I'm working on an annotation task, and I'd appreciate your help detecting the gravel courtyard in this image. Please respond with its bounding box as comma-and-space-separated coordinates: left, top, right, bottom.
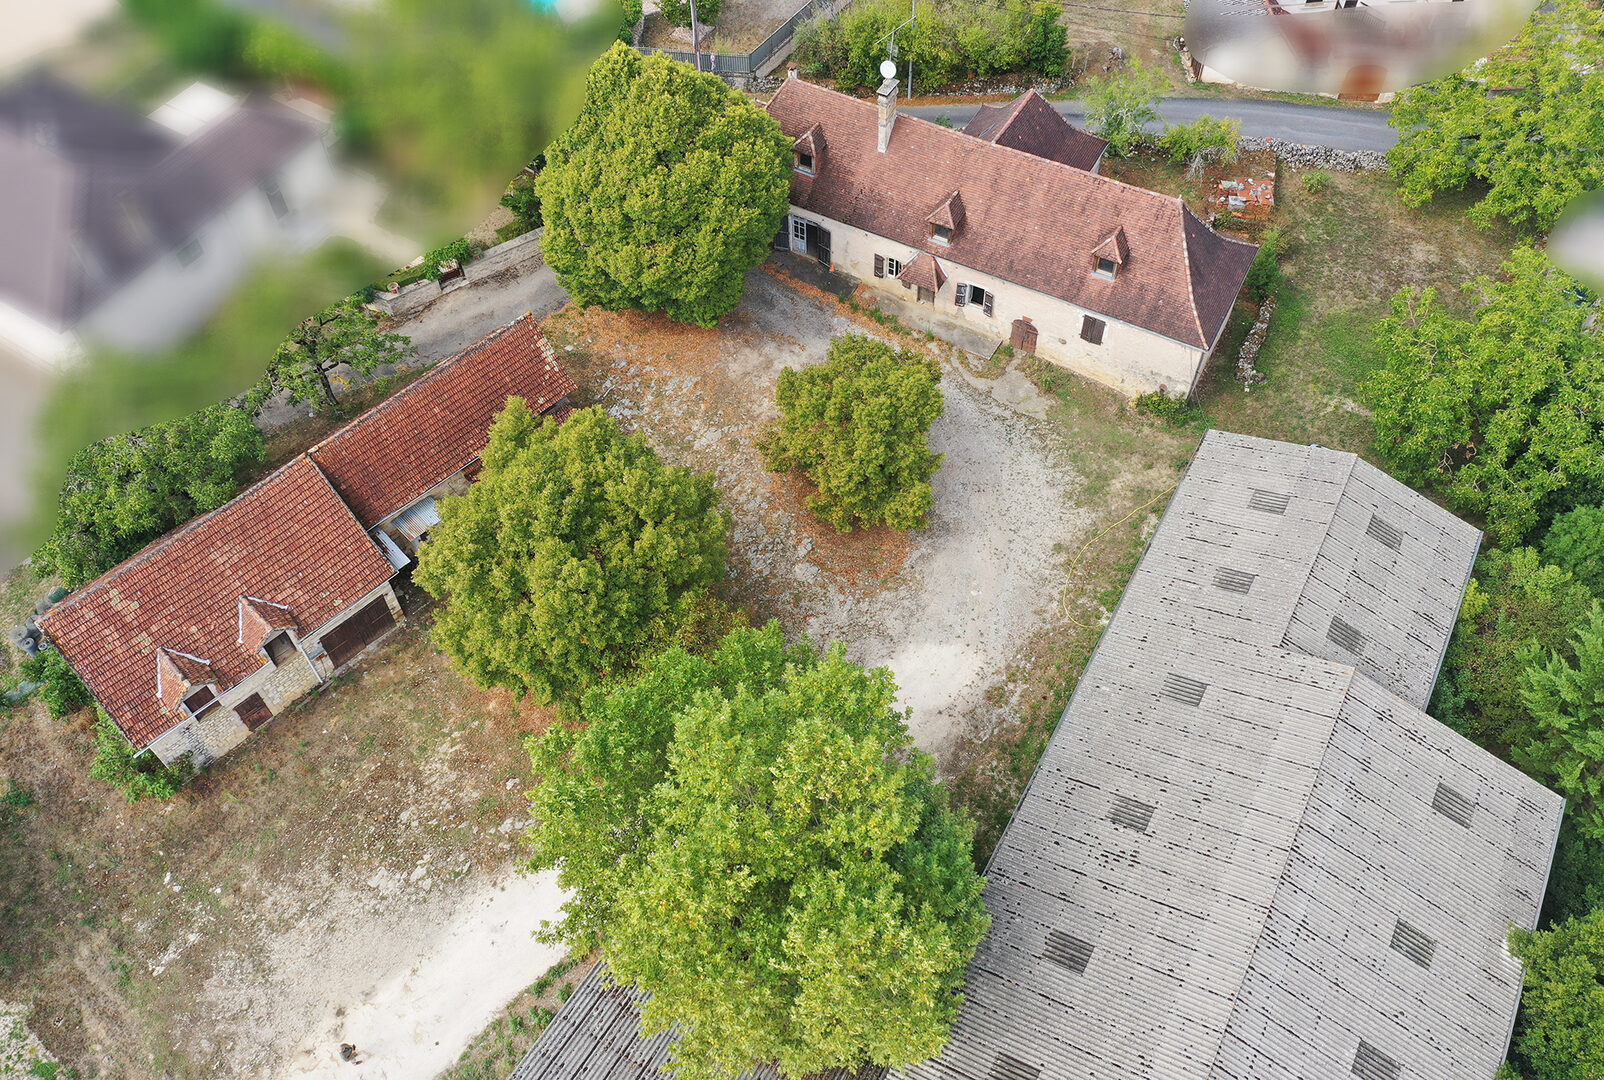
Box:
545, 267, 1092, 765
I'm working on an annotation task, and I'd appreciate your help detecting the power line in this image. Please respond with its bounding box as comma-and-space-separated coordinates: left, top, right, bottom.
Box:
1053, 1, 1189, 18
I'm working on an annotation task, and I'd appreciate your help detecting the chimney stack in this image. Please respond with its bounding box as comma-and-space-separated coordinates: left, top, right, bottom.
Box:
876, 76, 899, 154
787, 62, 799, 79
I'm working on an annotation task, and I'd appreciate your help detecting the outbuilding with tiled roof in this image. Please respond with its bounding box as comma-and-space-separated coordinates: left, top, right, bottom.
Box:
40, 315, 576, 767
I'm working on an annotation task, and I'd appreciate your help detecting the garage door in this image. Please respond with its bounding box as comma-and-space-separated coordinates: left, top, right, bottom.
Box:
320, 596, 397, 669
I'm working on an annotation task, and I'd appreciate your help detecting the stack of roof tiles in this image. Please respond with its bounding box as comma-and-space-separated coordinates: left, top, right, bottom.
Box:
41, 313, 576, 750
504, 430, 1562, 1080
764, 80, 1258, 350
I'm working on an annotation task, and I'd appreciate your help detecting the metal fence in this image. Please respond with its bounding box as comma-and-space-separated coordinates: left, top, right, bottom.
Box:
637, 0, 846, 77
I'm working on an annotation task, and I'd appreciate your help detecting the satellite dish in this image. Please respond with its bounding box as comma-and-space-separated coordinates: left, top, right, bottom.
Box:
880, 59, 898, 80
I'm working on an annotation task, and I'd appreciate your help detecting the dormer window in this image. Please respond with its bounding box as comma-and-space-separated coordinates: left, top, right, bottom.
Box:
795, 151, 814, 175
792, 124, 825, 178
1091, 226, 1128, 281
926, 191, 965, 246
263, 632, 297, 668
182, 685, 220, 720
1095, 256, 1117, 278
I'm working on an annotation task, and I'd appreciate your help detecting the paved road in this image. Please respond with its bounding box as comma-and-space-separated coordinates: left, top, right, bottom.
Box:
905, 96, 1398, 152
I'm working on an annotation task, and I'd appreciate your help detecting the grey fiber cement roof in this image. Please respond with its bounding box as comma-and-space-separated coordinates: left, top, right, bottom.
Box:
510, 430, 1563, 1080
895, 430, 1563, 1080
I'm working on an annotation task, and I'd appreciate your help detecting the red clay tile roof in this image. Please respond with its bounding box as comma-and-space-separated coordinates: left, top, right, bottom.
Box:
962, 89, 1109, 172
1094, 226, 1130, 266
155, 648, 213, 711
794, 123, 825, 161
899, 252, 946, 291
308, 313, 577, 527
767, 80, 1258, 349
41, 455, 395, 748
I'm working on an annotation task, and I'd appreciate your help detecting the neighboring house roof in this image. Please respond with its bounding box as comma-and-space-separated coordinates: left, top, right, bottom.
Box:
766, 80, 1257, 349
506, 431, 1562, 1080
894, 429, 1562, 1080
0, 74, 323, 329
511, 963, 888, 1080
961, 89, 1108, 171
40, 455, 394, 748
306, 313, 577, 527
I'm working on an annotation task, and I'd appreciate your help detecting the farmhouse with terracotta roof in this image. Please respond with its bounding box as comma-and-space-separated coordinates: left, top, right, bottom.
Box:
766, 76, 1258, 398
40, 314, 575, 768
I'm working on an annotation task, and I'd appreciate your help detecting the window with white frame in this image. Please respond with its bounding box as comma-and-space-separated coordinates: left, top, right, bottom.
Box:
792, 217, 808, 245
886, 256, 904, 278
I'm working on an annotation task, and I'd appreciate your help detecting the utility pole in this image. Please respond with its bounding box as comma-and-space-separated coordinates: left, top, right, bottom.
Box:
907, 0, 914, 98
689, 0, 703, 72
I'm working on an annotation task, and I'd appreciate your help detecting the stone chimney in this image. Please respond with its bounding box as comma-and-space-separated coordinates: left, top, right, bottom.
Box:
787, 62, 799, 79
876, 76, 899, 154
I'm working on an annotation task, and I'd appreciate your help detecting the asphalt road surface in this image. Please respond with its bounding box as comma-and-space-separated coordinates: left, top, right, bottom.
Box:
905, 96, 1398, 153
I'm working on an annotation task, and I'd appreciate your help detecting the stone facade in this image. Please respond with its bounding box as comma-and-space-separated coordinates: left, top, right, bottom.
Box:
789, 210, 1221, 397
146, 581, 404, 767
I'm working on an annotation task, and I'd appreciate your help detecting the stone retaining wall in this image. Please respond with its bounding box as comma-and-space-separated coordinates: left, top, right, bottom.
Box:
1238, 135, 1389, 172
368, 229, 543, 317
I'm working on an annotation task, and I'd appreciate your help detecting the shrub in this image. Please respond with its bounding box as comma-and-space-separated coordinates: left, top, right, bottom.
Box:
1133, 390, 1200, 425
618, 0, 644, 40
1302, 169, 1333, 194
1079, 58, 1165, 157
1541, 505, 1604, 599
500, 160, 546, 231
1158, 115, 1241, 177
18, 647, 92, 720
1023, 1, 1068, 76
759, 334, 945, 532
423, 238, 477, 281
659, 0, 722, 29
89, 711, 186, 803
1243, 226, 1284, 302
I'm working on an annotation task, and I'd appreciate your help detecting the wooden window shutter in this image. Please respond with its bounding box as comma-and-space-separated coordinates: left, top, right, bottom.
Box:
1080, 315, 1106, 345
955, 284, 968, 307
983, 291, 995, 317
874, 254, 885, 278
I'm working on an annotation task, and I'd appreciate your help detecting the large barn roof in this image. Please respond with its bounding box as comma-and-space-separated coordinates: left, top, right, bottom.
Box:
896, 429, 1562, 1080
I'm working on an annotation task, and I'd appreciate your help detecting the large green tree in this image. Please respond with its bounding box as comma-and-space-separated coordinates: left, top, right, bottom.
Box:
1433, 547, 1597, 756
1518, 604, 1604, 842
33, 405, 264, 589
255, 296, 416, 414
414, 402, 729, 704
1541, 505, 1604, 600
1508, 908, 1604, 1080
1078, 58, 1165, 157
1387, 0, 1604, 232
536, 42, 792, 327
760, 334, 945, 532
525, 622, 990, 1080
1363, 247, 1604, 545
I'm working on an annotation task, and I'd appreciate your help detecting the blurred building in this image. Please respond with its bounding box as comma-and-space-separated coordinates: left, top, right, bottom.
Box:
1183, 0, 1537, 99
0, 75, 339, 367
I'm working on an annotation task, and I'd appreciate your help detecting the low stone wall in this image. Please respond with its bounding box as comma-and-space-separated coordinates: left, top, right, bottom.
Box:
465, 229, 543, 282
368, 229, 543, 317
1238, 135, 1389, 173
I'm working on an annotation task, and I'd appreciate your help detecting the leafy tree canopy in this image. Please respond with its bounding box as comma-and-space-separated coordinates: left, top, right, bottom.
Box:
536, 43, 793, 326
525, 622, 990, 1080
1509, 907, 1604, 1080
1432, 546, 1597, 756
1363, 247, 1604, 545
760, 334, 945, 532
1078, 58, 1165, 157
1158, 114, 1241, 177
254, 296, 416, 413
414, 402, 729, 704
1518, 603, 1604, 841
89, 711, 186, 803
1387, 0, 1604, 232
1541, 505, 1604, 600
33, 405, 264, 590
